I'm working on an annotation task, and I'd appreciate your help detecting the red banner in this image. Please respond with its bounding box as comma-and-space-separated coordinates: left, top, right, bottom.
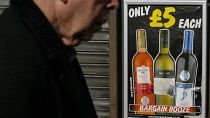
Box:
129, 105, 201, 113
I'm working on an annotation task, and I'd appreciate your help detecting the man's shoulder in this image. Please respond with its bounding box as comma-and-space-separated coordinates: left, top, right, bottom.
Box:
0, 8, 36, 48
0, 8, 43, 61
0, 8, 32, 38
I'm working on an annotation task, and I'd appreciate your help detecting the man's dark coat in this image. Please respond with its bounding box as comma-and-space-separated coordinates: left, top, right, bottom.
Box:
0, 0, 97, 117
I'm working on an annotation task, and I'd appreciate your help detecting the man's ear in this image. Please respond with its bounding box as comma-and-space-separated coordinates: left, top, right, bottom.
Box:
60, 0, 68, 4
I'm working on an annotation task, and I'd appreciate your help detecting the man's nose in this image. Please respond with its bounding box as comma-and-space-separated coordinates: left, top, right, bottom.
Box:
107, 0, 119, 10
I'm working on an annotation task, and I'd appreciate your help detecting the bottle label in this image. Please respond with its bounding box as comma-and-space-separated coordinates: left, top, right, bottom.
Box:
155, 70, 175, 78
154, 77, 175, 96
136, 65, 151, 84
179, 70, 190, 81
141, 96, 150, 105
154, 70, 175, 96
175, 82, 193, 106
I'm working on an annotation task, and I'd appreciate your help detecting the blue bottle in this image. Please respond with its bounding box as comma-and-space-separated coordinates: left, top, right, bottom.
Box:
175, 30, 198, 106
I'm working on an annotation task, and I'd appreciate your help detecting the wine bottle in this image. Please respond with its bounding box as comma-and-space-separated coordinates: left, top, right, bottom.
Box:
175, 30, 198, 107
132, 29, 154, 114
154, 29, 175, 106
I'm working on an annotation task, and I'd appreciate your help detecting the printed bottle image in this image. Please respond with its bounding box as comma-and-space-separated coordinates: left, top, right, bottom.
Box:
175, 30, 198, 107
154, 29, 175, 106
132, 29, 155, 115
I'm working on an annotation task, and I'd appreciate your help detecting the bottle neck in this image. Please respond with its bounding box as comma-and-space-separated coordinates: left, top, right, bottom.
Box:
183, 50, 192, 54
159, 31, 170, 54
160, 48, 169, 54
137, 39, 146, 52
136, 29, 147, 53
183, 30, 193, 54
138, 48, 146, 52
160, 37, 170, 54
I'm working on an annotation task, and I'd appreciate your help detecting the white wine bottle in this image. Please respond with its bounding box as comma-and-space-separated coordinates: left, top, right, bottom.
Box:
154, 29, 175, 106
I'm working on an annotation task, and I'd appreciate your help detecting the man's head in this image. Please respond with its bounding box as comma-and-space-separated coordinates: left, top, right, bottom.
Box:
34, 0, 119, 46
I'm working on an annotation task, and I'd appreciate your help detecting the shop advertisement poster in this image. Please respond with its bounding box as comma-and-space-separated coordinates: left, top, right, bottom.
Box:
123, 0, 207, 117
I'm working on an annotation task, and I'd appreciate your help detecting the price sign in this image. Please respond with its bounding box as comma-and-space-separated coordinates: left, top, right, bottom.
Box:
149, 7, 176, 28
124, 2, 207, 118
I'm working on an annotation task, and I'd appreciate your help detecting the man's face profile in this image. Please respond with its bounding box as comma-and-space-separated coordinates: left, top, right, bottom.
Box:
41, 0, 119, 46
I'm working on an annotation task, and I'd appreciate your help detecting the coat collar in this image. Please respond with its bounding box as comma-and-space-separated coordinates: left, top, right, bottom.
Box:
9, 0, 76, 62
